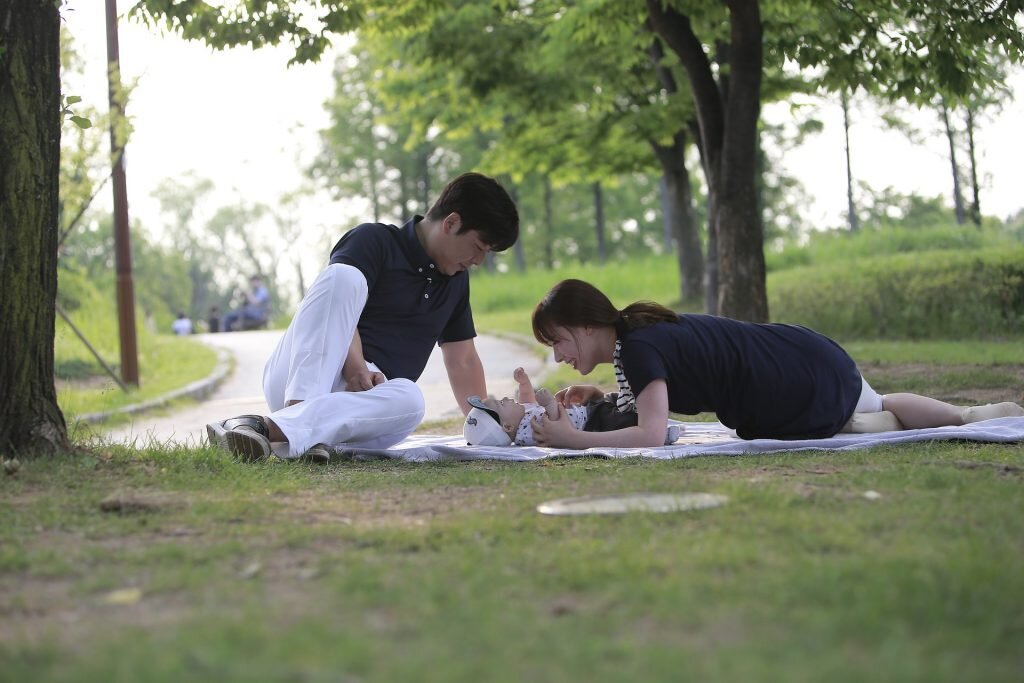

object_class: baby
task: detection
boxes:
[464,367,681,447]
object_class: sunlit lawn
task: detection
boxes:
[5,334,1024,681]
[2,439,1022,682]
[34,253,1024,682]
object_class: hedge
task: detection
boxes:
[768,247,1024,339]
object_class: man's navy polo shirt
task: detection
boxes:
[328,217,475,381]
[618,314,862,440]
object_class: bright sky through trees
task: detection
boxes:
[63,1,1023,270]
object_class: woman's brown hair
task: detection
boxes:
[532,279,677,346]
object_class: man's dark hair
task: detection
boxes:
[426,172,519,252]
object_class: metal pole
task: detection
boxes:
[55,304,130,394]
[105,0,139,386]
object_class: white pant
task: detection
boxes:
[853,376,885,413]
[262,264,425,456]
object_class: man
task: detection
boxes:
[223,275,270,331]
[207,172,519,460]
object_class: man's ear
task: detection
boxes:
[444,212,461,233]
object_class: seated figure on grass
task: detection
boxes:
[523,278,1024,449]
[464,367,681,447]
[206,172,520,461]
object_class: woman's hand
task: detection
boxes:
[531,404,580,448]
[554,384,606,407]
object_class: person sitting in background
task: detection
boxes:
[171,312,193,335]
[223,275,270,331]
[464,367,680,446]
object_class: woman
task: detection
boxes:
[529,279,1023,448]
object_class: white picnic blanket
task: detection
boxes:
[304,417,1024,463]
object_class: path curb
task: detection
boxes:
[76,349,234,425]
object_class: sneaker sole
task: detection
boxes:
[207,421,270,461]
[206,421,229,451]
[225,428,271,461]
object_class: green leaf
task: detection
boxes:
[70,115,92,129]
[65,95,82,105]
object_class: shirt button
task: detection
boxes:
[424,293,430,299]
[429,264,435,269]
[418,267,423,273]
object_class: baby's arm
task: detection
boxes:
[535,388,559,417]
[513,367,537,404]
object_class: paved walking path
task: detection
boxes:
[101,330,547,449]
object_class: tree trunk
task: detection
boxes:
[646,0,768,322]
[504,178,526,272]
[543,176,554,270]
[592,181,607,264]
[652,136,704,305]
[657,177,673,251]
[644,32,704,306]
[398,167,410,219]
[0,1,71,454]
[841,88,859,232]
[418,147,430,209]
[368,155,381,223]
[965,107,981,227]
[940,99,966,225]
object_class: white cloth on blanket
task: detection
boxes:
[269,416,1024,462]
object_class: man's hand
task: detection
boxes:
[344,367,386,392]
[554,385,606,407]
[531,403,579,448]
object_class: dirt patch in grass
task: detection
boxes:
[279,484,502,529]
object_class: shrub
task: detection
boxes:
[765,224,1018,273]
[769,248,1024,339]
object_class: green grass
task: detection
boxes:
[56,334,219,421]
[2,438,1022,682]
[27,236,1022,680]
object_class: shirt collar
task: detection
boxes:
[401,215,446,279]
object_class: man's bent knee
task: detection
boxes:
[323,263,369,300]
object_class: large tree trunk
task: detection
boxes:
[0,1,71,454]
[940,98,966,225]
[647,0,768,322]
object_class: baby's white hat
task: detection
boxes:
[464,395,513,447]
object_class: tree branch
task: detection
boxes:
[644,0,723,178]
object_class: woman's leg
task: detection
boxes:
[841,377,904,433]
[882,393,963,429]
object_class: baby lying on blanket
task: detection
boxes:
[464,367,681,447]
